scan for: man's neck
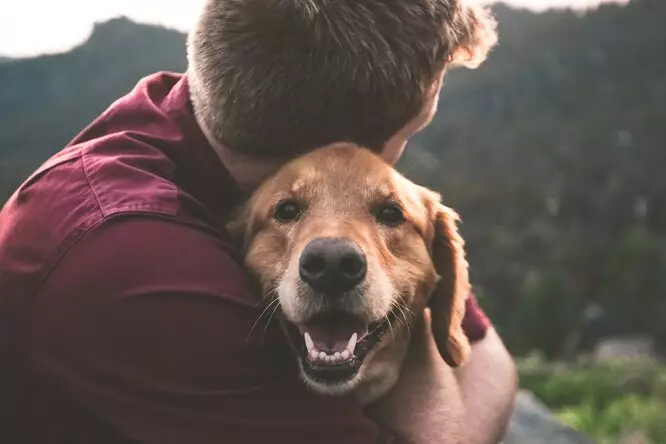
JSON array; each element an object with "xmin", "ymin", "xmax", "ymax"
[{"xmin": 194, "ymin": 113, "xmax": 283, "ymax": 193}]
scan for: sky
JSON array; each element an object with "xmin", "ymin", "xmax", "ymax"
[{"xmin": 0, "ymin": 0, "xmax": 630, "ymax": 58}]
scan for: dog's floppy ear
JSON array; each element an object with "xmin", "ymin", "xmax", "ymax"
[
  {"xmin": 226, "ymin": 192, "xmax": 266, "ymax": 254},
  {"xmin": 225, "ymin": 173, "xmax": 278, "ymax": 251},
  {"xmin": 428, "ymin": 204, "xmax": 472, "ymax": 367},
  {"xmin": 226, "ymin": 203, "xmax": 253, "ymax": 249}
]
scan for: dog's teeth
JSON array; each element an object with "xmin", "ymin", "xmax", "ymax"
[
  {"xmin": 304, "ymin": 336, "xmax": 358, "ymax": 364},
  {"xmin": 304, "ymin": 332, "xmax": 314, "ymax": 353},
  {"xmin": 347, "ymin": 332, "xmax": 358, "ymax": 355}
]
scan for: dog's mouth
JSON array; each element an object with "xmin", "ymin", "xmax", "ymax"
[{"xmin": 284, "ymin": 310, "xmax": 396, "ymax": 385}]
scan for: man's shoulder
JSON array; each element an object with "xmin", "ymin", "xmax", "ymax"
[
  {"xmin": 69, "ymin": 71, "xmax": 236, "ymax": 224},
  {"xmin": 70, "ymin": 71, "xmax": 191, "ymax": 219},
  {"xmin": 50, "ymin": 70, "xmax": 228, "ymax": 222},
  {"xmin": 78, "ymin": 131, "xmax": 181, "ymax": 219},
  {"xmin": 0, "ymin": 71, "xmax": 234, "ymax": 292}
]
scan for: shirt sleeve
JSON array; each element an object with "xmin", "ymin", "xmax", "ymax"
[
  {"xmin": 29, "ymin": 216, "xmax": 401, "ymax": 444},
  {"xmin": 462, "ymin": 292, "xmax": 491, "ymax": 343}
]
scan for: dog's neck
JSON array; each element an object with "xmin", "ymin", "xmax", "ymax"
[{"xmin": 353, "ymin": 332, "xmax": 411, "ymax": 406}]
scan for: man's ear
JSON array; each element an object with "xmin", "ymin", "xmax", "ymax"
[
  {"xmin": 447, "ymin": 0, "xmax": 499, "ymax": 69},
  {"xmin": 428, "ymin": 204, "xmax": 472, "ymax": 367}
]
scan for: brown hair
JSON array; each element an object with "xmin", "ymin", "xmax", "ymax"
[{"xmin": 187, "ymin": 0, "xmax": 497, "ymax": 159}]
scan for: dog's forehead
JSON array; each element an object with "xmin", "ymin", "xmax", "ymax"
[{"xmin": 280, "ymin": 146, "xmax": 398, "ymax": 200}]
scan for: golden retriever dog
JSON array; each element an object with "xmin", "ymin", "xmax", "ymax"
[{"xmin": 229, "ymin": 143, "xmax": 471, "ymax": 405}]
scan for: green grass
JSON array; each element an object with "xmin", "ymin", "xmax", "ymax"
[{"xmin": 517, "ymin": 356, "xmax": 666, "ymax": 443}]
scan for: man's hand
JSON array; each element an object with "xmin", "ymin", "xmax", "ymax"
[{"xmin": 368, "ymin": 309, "xmax": 517, "ymax": 444}]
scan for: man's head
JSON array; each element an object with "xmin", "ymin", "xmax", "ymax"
[{"xmin": 187, "ymin": 0, "xmax": 497, "ymax": 169}]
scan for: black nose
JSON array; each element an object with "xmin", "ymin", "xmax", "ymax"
[{"xmin": 299, "ymin": 238, "xmax": 367, "ymax": 295}]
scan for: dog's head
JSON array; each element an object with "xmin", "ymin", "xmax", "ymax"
[{"xmin": 230, "ymin": 143, "xmax": 471, "ymax": 395}]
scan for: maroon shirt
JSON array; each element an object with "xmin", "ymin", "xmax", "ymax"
[{"xmin": 0, "ymin": 72, "xmax": 489, "ymax": 443}]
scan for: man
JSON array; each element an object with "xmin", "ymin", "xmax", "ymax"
[{"xmin": 0, "ymin": 0, "xmax": 516, "ymax": 443}]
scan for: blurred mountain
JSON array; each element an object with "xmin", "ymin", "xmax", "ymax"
[
  {"xmin": 0, "ymin": 17, "xmax": 186, "ymax": 167},
  {"xmin": 1, "ymin": 0, "xmax": 664, "ymax": 356}
]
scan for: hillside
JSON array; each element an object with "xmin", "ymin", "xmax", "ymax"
[
  {"xmin": 0, "ymin": 18, "xmax": 186, "ymax": 164},
  {"xmin": 401, "ymin": 0, "xmax": 666, "ymax": 356},
  {"xmin": 1, "ymin": 0, "xmax": 664, "ymax": 356}
]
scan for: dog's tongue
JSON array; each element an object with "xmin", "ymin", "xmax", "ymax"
[{"xmin": 298, "ymin": 315, "xmax": 368, "ymax": 353}]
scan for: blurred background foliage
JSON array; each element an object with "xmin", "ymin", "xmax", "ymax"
[{"xmin": 518, "ymin": 356, "xmax": 666, "ymax": 443}]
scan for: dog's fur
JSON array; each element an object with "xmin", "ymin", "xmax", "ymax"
[{"xmin": 229, "ymin": 143, "xmax": 471, "ymax": 405}]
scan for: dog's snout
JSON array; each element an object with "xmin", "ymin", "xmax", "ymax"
[{"xmin": 299, "ymin": 238, "xmax": 367, "ymax": 294}]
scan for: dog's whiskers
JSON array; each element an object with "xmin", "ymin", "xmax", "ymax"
[
  {"xmin": 385, "ymin": 312, "xmax": 395, "ymax": 339},
  {"xmin": 246, "ymin": 288, "xmax": 281, "ymax": 340},
  {"xmin": 263, "ymin": 299, "xmax": 282, "ymax": 336},
  {"xmin": 393, "ymin": 300, "xmax": 414, "ymax": 340}
]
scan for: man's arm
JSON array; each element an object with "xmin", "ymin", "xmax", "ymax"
[
  {"xmin": 455, "ymin": 327, "xmax": 518, "ymax": 444},
  {"xmin": 456, "ymin": 295, "xmax": 518, "ymax": 444},
  {"xmin": 28, "ymin": 217, "xmax": 401, "ymax": 444},
  {"xmin": 368, "ymin": 309, "xmax": 517, "ymax": 444}
]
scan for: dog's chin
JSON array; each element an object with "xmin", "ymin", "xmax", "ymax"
[
  {"xmin": 282, "ymin": 309, "xmax": 398, "ymax": 396},
  {"xmin": 297, "ymin": 359, "xmax": 364, "ymax": 396}
]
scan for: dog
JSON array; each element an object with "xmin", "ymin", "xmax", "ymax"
[{"xmin": 228, "ymin": 143, "xmax": 471, "ymax": 406}]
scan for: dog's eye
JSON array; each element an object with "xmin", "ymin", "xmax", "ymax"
[
  {"xmin": 375, "ymin": 203, "xmax": 405, "ymax": 226},
  {"xmin": 273, "ymin": 200, "xmax": 303, "ymax": 223}
]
